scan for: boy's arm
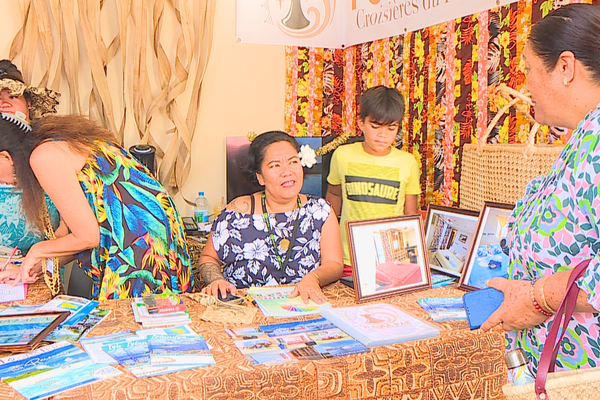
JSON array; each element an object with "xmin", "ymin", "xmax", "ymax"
[
  {"xmin": 325, "ymin": 184, "xmax": 342, "ymax": 218},
  {"xmin": 404, "ymin": 194, "xmax": 418, "ymax": 215}
]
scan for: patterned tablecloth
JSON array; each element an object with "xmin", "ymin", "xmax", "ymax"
[{"xmin": 0, "ymin": 281, "xmax": 507, "ymax": 400}]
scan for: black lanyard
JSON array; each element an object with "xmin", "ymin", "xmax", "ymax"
[{"xmin": 261, "ymin": 192, "xmax": 302, "ymax": 282}]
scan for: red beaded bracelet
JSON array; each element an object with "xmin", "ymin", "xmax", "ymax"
[{"xmin": 530, "ymin": 280, "xmax": 553, "ymax": 317}]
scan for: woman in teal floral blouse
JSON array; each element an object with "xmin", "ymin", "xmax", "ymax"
[{"xmin": 481, "ymin": 4, "xmax": 600, "ymax": 373}]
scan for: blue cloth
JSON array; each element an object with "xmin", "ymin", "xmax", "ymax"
[
  {"xmin": 211, "ymin": 196, "xmax": 331, "ymax": 288},
  {"xmin": 0, "ymin": 185, "xmax": 60, "ymax": 254}
]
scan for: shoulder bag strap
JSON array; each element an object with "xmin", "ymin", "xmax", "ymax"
[{"xmin": 535, "ymin": 259, "xmax": 591, "ymax": 400}]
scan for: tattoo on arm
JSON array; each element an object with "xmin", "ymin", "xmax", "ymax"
[
  {"xmin": 198, "ymin": 261, "xmax": 225, "ymax": 284},
  {"xmin": 230, "ymin": 197, "xmax": 251, "ymax": 213}
]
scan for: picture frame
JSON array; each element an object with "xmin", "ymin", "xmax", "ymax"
[
  {"xmin": 347, "ymin": 215, "xmax": 431, "ymax": 303},
  {"xmin": 459, "ymin": 202, "xmax": 515, "ymax": 291},
  {"xmin": 0, "ymin": 311, "xmax": 70, "ymax": 351},
  {"xmin": 424, "ymin": 205, "xmax": 480, "ymax": 278}
]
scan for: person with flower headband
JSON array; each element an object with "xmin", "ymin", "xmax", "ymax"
[
  {"xmin": 0, "ymin": 114, "xmax": 193, "ymax": 300},
  {"xmin": 0, "ymin": 59, "xmax": 61, "ymax": 255},
  {"xmin": 198, "ymin": 130, "xmax": 343, "ymax": 304}
]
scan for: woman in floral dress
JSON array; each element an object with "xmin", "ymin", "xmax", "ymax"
[
  {"xmin": 0, "ymin": 114, "xmax": 192, "ymax": 300},
  {"xmin": 481, "ymin": 4, "xmax": 600, "ymax": 373},
  {"xmin": 198, "ymin": 130, "xmax": 343, "ymax": 304}
]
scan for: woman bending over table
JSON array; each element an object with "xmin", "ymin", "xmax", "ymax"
[
  {"xmin": 198, "ymin": 130, "xmax": 343, "ymax": 304},
  {"xmin": 481, "ymin": 4, "xmax": 600, "ymax": 373},
  {"xmin": 0, "ymin": 114, "xmax": 193, "ymax": 300}
]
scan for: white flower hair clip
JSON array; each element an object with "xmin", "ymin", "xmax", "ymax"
[{"xmin": 299, "ymin": 144, "xmax": 317, "ymax": 168}]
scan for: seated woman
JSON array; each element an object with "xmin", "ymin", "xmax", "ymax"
[
  {"xmin": 198, "ymin": 131, "xmax": 343, "ymax": 304},
  {"xmin": 0, "ymin": 59, "xmax": 61, "ymax": 254},
  {"xmin": 0, "ymin": 114, "xmax": 193, "ymax": 300}
]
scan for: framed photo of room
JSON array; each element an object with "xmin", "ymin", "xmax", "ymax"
[
  {"xmin": 459, "ymin": 202, "xmax": 515, "ymax": 291},
  {"xmin": 424, "ymin": 205, "xmax": 480, "ymax": 278},
  {"xmin": 347, "ymin": 215, "xmax": 431, "ymax": 303}
]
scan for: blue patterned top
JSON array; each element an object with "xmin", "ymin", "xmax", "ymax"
[
  {"xmin": 0, "ymin": 185, "xmax": 60, "ymax": 254},
  {"xmin": 211, "ymin": 196, "xmax": 331, "ymax": 288},
  {"xmin": 507, "ymin": 104, "xmax": 600, "ymax": 372}
]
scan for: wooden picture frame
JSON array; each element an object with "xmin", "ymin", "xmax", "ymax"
[
  {"xmin": 347, "ymin": 215, "xmax": 431, "ymax": 303},
  {"xmin": 459, "ymin": 202, "xmax": 515, "ymax": 291},
  {"xmin": 0, "ymin": 311, "xmax": 70, "ymax": 352},
  {"xmin": 424, "ymin": 205, "xmax": 480, "ymax": 278}
]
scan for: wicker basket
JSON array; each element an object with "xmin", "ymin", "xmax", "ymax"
[
  {"xmin": 503, "ymin": 367, "xmax": 600, "ymax": 400},
  {"xmin": 459, "ymin": 86, "xmax": 564, "ymax": 211}
]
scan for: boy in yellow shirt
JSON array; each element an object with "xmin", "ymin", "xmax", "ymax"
[{"xmin": 326, "ymin": 85, "xmax": 421, "ymax": 276}]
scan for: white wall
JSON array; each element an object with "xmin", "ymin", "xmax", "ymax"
[{"xmin": 0, "ymin": 0, "xmax": 286, "ymax": 217}]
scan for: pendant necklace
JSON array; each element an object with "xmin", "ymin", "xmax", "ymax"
[{"xmin": 261, "ymin": 192, "xmax": 302, "ymax": 281}]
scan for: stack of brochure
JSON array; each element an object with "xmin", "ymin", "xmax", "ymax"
[
  {"xmin": 81, "ymin": 325, "xmax": 215, "ymax": 378},
  {"xmin": 131, "ymin": 296, "xmax": 191, "ymax": 327},
  {"xmin": 228, "ymin": 318, "xmax": 369, "ymax": 366},
  {"xmin": 247, "ymin": 286, "xmax": 331, "ymax": 318},
  {"xmin": 0, "ymin": 294, "xmax": 109, "ymax": 342},
  {"xmin": 0, "ymin": 341, "xmax": 121, "ymax": 400}
]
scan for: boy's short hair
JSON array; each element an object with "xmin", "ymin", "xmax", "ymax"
[{"xmin": 359, "ymin": 85, "xmax": 405, "ymax": 125}]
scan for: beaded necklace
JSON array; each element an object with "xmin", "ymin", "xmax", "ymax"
[{"xmin": 261, "ymin": 192, "xmax": 302, "ymax": 282}]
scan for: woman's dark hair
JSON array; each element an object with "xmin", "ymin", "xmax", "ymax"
[
  {"xmin": 246, "ymin": 130, "xmax": 300, "ymax": 181},
  {"xmin": 359, "ymin": 85, "xmax": 405, "ymax": 125},
  {"xmin": 0, "ymin": 114, "xmax": 115, "ymax": 228},
  {"xmin": 529, "ymin": 4, "xmax": 600, "ymax": 83}
]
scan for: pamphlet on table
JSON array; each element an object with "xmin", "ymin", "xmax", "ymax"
[
  {"xmin": 131, "ymin": 295, "xmax": 191, "ymax": 327},
  {"xmin": 417, "ymin": 297, "xmax": 467, "ymax": 322},
  {"xmin": 321, "ymin": 303, "xmax": 440, "ymax": 347},
  {"xmin": 228, "ymin": 317, "xmax": 369, "ymax": 366},
  {"xmin": 247, "ymin": 286, "xmax": 331, "ymax": 318},
  {"xmin": 0, "ymin": 341, "xmax": 121, "ymax": 400},
  {"xmin": 0, "ymin": 283, "xmax": 27, "ymax": 303}
]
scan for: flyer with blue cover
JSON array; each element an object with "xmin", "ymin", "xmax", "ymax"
[{"xmin": 0, "ymin": 341, "xmax": 121, "ymax": 400}]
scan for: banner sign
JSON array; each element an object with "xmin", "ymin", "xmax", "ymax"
[{"xmin": 237, "ymin": 0, "xmax": 520, "ymax": 48}]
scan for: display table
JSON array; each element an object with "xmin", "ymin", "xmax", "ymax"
[{"xmin": 0, "ymin": 281, "xmax": 507, "ymax": 400}]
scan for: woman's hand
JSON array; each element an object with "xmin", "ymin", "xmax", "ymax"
[
  {"xmin": 0, "ymin": 264, "xmax": 23, "ymax": 283},
  {"xmin": 480, "ymin": 277, "xmax": 549, "ymax": 332},
  {"xmin": 201, "ymin": 278, "xmax": 237, "ymax": 299},
  {"xmin": 289, "ymin": 273, "xmax": 328, "ymax": 304},
  {"xmin": 12, "ymin": 253, "xmax": 43, "ymax": 285}
]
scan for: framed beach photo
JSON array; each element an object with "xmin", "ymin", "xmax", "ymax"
[
  {"xmin": 459, "ymin": 202, "xmax": 515, "ymax": 291},
  {"xmin": 0, "ymin": 311, "xmax": 70, "ymax": 351},
  {"xmin": 347, "ymin": 215, "xmax": 431, "ymax": 303},
  {"xmin": 424, "ymin": 205, "xmax": 480, "ymax": 278}
]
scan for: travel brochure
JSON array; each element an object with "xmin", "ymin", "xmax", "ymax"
[
  {"xmin": 0, "ymin": 341, "xmax": 121, "ymax": 400},
  {"xmin": 228, "ymin": 317, "xmax": 369, "ymax": 366},
  {"xmin": 97, "ymin": 324, "xmax": 216, "ymax": 378},
  {"xmin": 247, "ymin": 286, "xmax": 331, "ymax": 318},
  {"xmin": 131, "ymin": 296, "xmax": 191, "ymax": 327},
  {"xmin": 321, "ymin": 303, "xmax": 441, "ymax": 347},
  {"xmin": 417, "ymin": 297, "xmax": 467, "ymax": 322}
]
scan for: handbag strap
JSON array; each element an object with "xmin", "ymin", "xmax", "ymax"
[{"xmin": 535, "ymin": 259, "xmax": 591, "ymax": 400}]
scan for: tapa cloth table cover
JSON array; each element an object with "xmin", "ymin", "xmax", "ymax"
[{"xmin": 0, "ymin": 281, "xmax": 507, "ymax": 400}]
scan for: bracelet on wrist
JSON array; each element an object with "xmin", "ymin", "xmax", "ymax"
[
  {"xmin": 312, "ymin": 271, "xmax": 321, "ymax": 286},
  {"xmin": 530, "ymin": 279, "xmax": 553, "ymax": 317},
  {"xmin": 539, "ymin": 276, "xmax": 557, "ymax": 315}
]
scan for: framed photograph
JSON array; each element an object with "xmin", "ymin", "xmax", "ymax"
[
  {"xmin": 0, "ymin": 311, "xmax": 70, "ymax": 351},
  {"xmin": 424, "ymin": 205, "xmax": 480, "ymax": 278},
  {"xmin": 347, "ymin": 215, "xmax": 431, "ymax": 303},
  {"xmin": 459, "ymin": 202, "xmax": 515, "ymax": 291}
]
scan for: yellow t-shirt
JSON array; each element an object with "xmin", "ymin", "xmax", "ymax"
[{"xmin": 327, "ymin": 142, "xmax": 421, "ymax": 265}]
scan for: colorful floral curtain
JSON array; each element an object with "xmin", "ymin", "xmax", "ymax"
[{"xmin": 285, "ymin": 0, "xmax": 598, "ymax": 209}]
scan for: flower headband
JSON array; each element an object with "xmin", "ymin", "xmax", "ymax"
[{"xmin": 0, "ymin": 111, "xmax": 32, "ymax": 132}]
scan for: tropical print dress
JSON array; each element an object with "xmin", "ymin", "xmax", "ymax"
[
  {"xmin": 211, "ymin": 196, "xmax": 331, "ymax": 288},
  {"xmin": 75, "ymin": 140, "xmax": 192, "ymax": 300},
  {"xmin": 0, "ymin": 185, "xmax": 60, "ymax": 254},
  {"xmin": 507, "ymin": 104, "xmax": 600, "ymax": 373}
]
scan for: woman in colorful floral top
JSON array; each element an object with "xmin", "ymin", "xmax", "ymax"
[
  {"xmin": 0, "ymin": 114, "xmax": 192, "ymax": 300},
  {"xmin": 198, "ymin": 131, "xmax": 343, "ymax": 304},
  {"xmin": 481, "ymin": 4, "xmax": 600, "ymax": 372}
]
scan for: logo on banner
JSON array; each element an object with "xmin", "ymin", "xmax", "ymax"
[{"xmin": 265, "ymin": 0, "xmax": 336, "ymax": 39}]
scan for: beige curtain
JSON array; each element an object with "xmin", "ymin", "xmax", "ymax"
[{"xmin": 9, "ymin": 0, "xmax": 216, "ymax": 199}]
